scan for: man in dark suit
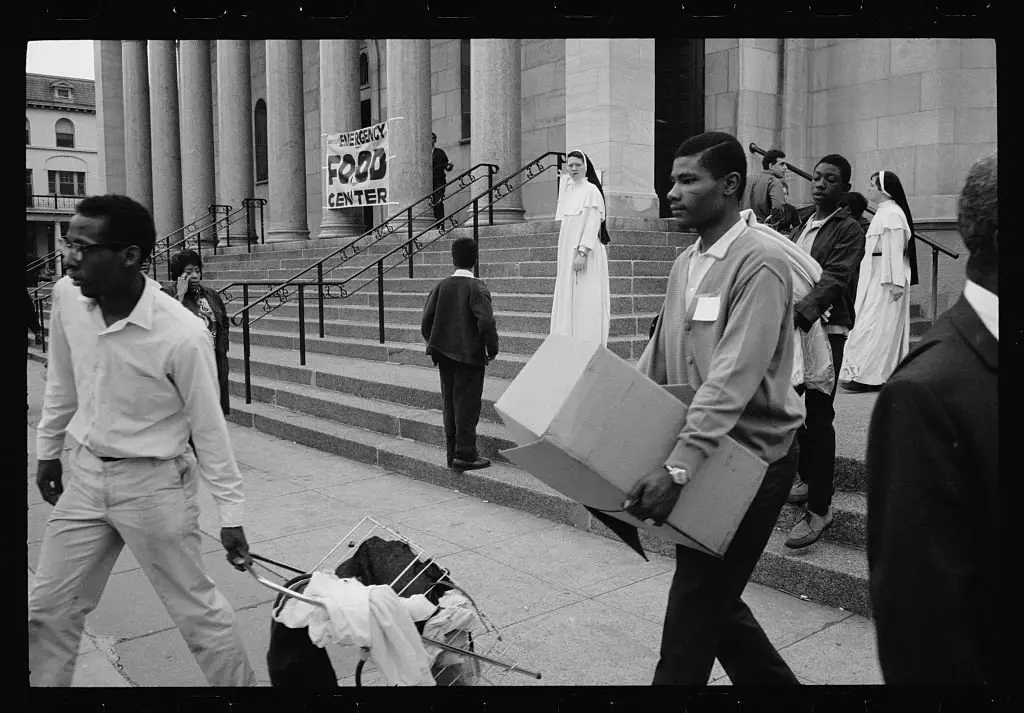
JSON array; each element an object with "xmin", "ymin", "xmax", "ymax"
[
  {"xmin": 867, "ymin": 155, "xmax": 998, "ymax": 684},
  {"xmin": 421, "ymin": 237, "xmax": 499, "ymax": 471}
]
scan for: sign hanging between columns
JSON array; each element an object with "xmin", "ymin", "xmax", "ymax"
[{"xmin": 324, "ymin": 120, "xmax": 395, "ymax": 209}]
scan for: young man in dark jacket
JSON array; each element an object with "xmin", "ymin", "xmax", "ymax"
[
  {"xmin": 785, "ymin": 154, "xmax": 866, "ymax": 548},
  {"xmin": 421, "ymin": 237, "xmax": 499, "ymax": 471}
]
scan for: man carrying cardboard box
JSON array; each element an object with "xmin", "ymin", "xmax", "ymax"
[{"xmin": 631, "ymin": 132, "xmax": 805, "ymax": 685}]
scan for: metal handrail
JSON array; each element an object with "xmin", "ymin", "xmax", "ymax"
[
  {"xmin": 225, "ymin": 163, "xmax": 500, "ymax": 329},
  {"xmin": 226, "ymin": 151, "xmax": 565, "ymax": 404},
  {"xmin": 749, "ymin": 142, "xmax": 958, "ymax": 320},
  {"xmin": 749, "ymin": 143, "xmax": 958, "ymax": 259},
  {"xmin": 146, "ymin": 204, "xmax": 259, "ymax": 282}
]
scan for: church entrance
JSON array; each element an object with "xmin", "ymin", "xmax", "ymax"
[{"xmin": 654, "ymin": 39, "xmax": 705, "ymax": 218}]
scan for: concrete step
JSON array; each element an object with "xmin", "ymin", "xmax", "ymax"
[
  {"xmin": 231, "ymin": 321, "xmax": 651, "ymax": 362},
  {"xmin": 206, "ymin": 258, "xmax": 678, "ymax": 283},
  {"xmin": 265, "ymin": 304, "xmax": 658, "ymax": 338},
  {"xmin": 229, "ymin": 372, "xmax": 518, "ymax": 464},
  {"xmin": 210, "ymin": 285, "xmax": 666, "ymax": 317},
  {"xmin": 225, "ymin": 395, "xmax": 872, "ymax": 618}
]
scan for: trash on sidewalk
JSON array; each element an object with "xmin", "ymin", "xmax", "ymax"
[{"xmin": 494, "ymin": 334, "xmax": 768, "ymax": 559}]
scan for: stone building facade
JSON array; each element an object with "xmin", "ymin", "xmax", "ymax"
[
  {"xmin": 25, "ymin": 74, "xmax": 99, "ymax": 260},
  {"xmin": 95, "ymin": 38, "xmax": 996, "ymax": 312}
]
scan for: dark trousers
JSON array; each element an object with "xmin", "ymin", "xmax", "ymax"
[
  {"xmin": 653, "ymin": 440, "xmax": 800, "ymax": 685},
  {"xmin": 431, "ymin": 183, "xmax": 445, "ymax": 220},
  {"xmin": 27, "ymin": 290, "xmax": 41, "ymax": 334},
  {"xmin": 797, "ymin": 333, "xmax": 846, "ymax": 516},
  {"xmin": 437, "ymin": 355, "xmax": 484, "ymax": 464}
]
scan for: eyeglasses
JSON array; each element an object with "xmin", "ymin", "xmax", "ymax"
[{"xmin": 58, "ymin": 239, "xmax": 136, "ymax": 258}]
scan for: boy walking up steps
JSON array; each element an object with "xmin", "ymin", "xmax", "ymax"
[{"xmin": 421, "ymin": 237, "xmax": 499, "ymax": 471}]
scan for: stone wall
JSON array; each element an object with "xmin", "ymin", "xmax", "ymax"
[{"xmin": 520, "ymin": 38, "xmax": 565, "ymax": 220}]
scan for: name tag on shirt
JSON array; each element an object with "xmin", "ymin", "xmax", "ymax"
[{"xmin": 693, "ymin": 295, "xmax": 721, "ymax": 322}]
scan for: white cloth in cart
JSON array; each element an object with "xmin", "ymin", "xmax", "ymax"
[
  {"xmin": 272, "ymin": 571, "xmax": 436, "ymax": 686},
  {"xmin": 422, "ymin": 591, "xmax": 484, "ymax": 685}
]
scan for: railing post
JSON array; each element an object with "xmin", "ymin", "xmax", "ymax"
[
  {"xmin": 931, "ymin": 247, "xmax": 939, "ymax": 321},
  {"xmin": 377, "ymin": 260, "xmax": 385, "ymax": 345},
  {"xmin": 260, "ymin": 202, "xmax": 265, "ymax": 244},
  {"xmin": 298, "ymin": 284, "xmax": 306, "ymax": 366},
  {"xmin": 242, "ymin": 284, "xmax": 252, "ymax": 405},
  {"xmin": 317, "ymin": 263, "xmax": 325, "ymax": 338},
  {"xmin": 488, "ymin": 169, "xmax": 494, "ymax": 226},
  {"xmin": 473, "ymin": 198, "xmax": 480, "ymax": 278}
]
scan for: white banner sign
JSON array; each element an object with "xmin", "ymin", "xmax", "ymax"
[{"xmin": 324, "ymin": 121, "xmax": 394, "ymax": 209}]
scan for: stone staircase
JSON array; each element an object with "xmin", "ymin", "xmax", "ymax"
[{"xmin": 28, "ymin": 216, "xmax": 880, "ymax": 617}]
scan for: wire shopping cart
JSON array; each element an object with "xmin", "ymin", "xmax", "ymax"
[{"xmin": 244, "ymin": 516, "xmax": 542, "ymax": 686}]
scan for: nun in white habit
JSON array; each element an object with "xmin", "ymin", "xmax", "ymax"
[{"xmin": 549, "ymin": 150, "xmax": 611, "ymax": 347}]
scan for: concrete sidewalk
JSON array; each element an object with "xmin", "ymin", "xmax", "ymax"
[{"xmin": 26, "ymin": 360, "xmax": 883, "ymax": 687}]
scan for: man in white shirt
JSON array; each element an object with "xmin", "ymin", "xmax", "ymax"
[
  {"xmin": 866, "ymin": 155, "xmax": 1000, "ymax": 684},
  {"xmin": 29, "ymin": 195, "xmax": 256, "ymax": 687}
]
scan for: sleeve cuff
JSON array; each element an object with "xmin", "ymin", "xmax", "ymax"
[
  {"xmin": 665, "ymin": 439, "xmax": 709, "ymax": 480},
  {"xmin": 36, "ymin": 435, "xmax": 66, "ymax": 462},
  {"xmin": 216, "ymin": 502, "xmax": 245, "ymax": 530}
]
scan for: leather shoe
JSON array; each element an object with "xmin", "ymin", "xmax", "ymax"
[
  {"xmin": 785, "ymin": 506, "xmax": 833, "ymax": 549},
  {"xmin": 452, "ymin": 457, "xmax": 490, "ymax": 471},
  {"xmin": 787, "ymin": 479, "xmax": 809, "ymax": 504},
  {"xmin": 840, "ymin": 380, "xmax": 882, "ymax": 393}
]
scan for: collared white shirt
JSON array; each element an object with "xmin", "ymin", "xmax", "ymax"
[
  {"xmin": 795, "ymin": 206, "xmax": 843, "ymax": 255},
  {"xmin": 686, "ymin": 217, "xmax": 746, "ymax": 310},
  {"xmin": 963, "ymin": 279, "xmax": 999, "ymax": 341},
  {"xmin": 451, "ymin": 269, "xmax": 476, "ymax": 278},
  {"xmin": 36, "ymin": 276, "xmax": 245, "ymax": 527},
  {"xmin": 795, "ymin": 206, "xmax": 847, "ymax": 335}
]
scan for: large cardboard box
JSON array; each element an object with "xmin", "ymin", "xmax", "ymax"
[{"xmin": 494, "ymin": 334, "xmax": 768, "ymax": 557}]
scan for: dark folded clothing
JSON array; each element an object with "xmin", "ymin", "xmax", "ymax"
[{"xmin": 267, "ymin": 536, "xmax": 455, "ymax": 687}]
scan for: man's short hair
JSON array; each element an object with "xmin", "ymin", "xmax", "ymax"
[
  {"xmin": 674, "ymin": 131, "xmax": 748, "ymax": 199},
  {"xmin": 958, "ymin": 155, "xmax": 997, "ymax": 262},
  {"xmin": 451, "ymin": 237, "xmax": 478, "ymax": 269},
  {"xmin": 815, "ymin": 154, "xmax": 852, "ymax": 185},
  {"xmin": 169, "ymin": 249, "xmax": 203, "ymax": 281},
  {"xmin": 762, "ymin": 149, "xmax": 786, "ymax": 171},
  {"xmin": 75, "ymin": 194, "xmax": 157, "ymax": 262},
  {"xmin": 839, "ymin": 191, "xmax": 868, "ymax": 219},
  {"xmin": 432, "ymin": 133, "xmax": 437, "ymax": 140}
]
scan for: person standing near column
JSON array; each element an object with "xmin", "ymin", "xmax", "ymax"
[
  {"xmin": 784, "ymin": 154, "xmax": 865, "ymax": 549},
  {"xmin": 840, "ymin": 170, "xmax": 918, "ymax": 393},
  {"xmin": 549, "ymin": 150, "xmax": 611, "ymax": 347},
  {"xmin": 29, "ymin": 195, "xmax": 255, "ymax": 687},
  {"xmin": 742, "ymin": 148, "xmax": 788, "ymax": 223},
  {"xmin": 630, "ymin": 132, "xmax": 804, "ymax": 685},
  {"xmin": 431, "ymin": 133, "xmax": 454, "ymax": 220},
  {"xmin": 867, "ymin": 155, "xmax": 999, "ymax": 684}
]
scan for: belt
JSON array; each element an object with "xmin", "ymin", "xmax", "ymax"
[{"xmin": 97, "ymin": 455, "xmax": 126, "ymax": 462}]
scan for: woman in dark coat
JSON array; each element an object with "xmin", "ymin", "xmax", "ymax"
[{"xmin": 168, "ymin": 250, "xmax": 231, "ymax": 414}]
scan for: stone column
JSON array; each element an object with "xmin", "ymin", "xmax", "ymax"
[
  {"xmin": 565, "ymin": 39, "xmax": 659, "ymax": 219},
  {"xmin": 470, "ymin": 39, "xmax": 525, "ymax": 223},
  {"xmin": 385, "ymin": 39, "xmax": 434, "ymax": 229},
  {"xmin": 148, "ymin": 40, "xmax": 183, "ymax": 240},
  {"xmin": 121, "ymin": 40, "xmax": 153, "ymax": 214},
  {"xmin": 265, "ymin": 40, "xmax": 309, "ymax": 242},
  {"xmin": 318, "ymin": 39, "xmax": 365, "ymax": 239},
  {"xmin": 217, "ymin": 40, "xmax": 255, "ymax": 242},
  {"xmin": 94, "ymin": 41, "xmax": 125, "ymax": 195},
  {"xmin": 179, "ymin": 41, "xmax": 217, "ymax": 244},
  {"xmin": 780, "ymin": 39, "xmax": 812, "ymax": 207}
]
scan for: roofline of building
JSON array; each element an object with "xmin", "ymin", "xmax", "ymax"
[
  {"xmin": 26, "ymin": 102, "xmax": 96, "ymax": 114},
  {"xmin": 26, "ymin": 72, "xmax": 95, "ymax": 84}
]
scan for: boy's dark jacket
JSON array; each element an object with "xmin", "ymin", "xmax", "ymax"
[
  {"xmin": 421, "ymin": 274, "xmax": 499, "ymax": 367},
  {"xmin": 789, "ymin": 206, "xmax": 866, "ymax": 330}
]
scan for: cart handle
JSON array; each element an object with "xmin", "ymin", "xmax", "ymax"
[{"xmin": 243, "ymin": 566, "xmax": 542, "ymax": 680}]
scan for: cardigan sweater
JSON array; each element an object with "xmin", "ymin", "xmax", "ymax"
[
  {"xmin": 638, "ymin": 224, "xmax": 805, "ymax": 478},
  {"xmin": 421, "ymin": 272, "xmax": 499, "ymax": 367}
]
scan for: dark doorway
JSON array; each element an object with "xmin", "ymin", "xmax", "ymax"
[
  {"xmin": 655, "ymin": 39, "xmax": 705, "ymax": 218},
  {"xmin": 361, "ymin": 99, "xmax": 373, "ymax": 230}
]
